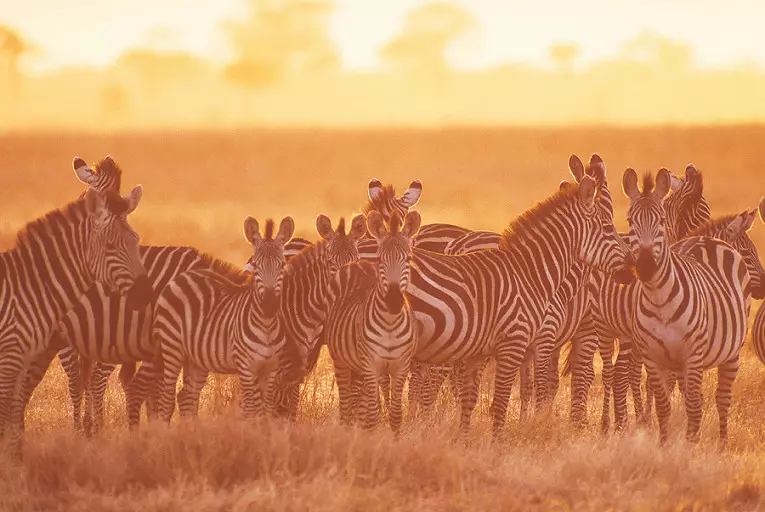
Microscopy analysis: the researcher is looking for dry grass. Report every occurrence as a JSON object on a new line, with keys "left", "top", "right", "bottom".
{"left": 2, "top": 127, "right": 765, "bottom": 510}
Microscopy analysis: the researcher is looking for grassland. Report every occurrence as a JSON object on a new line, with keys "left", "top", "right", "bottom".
{"left": 1, "top": 127, "right": 764, "bottom": 511}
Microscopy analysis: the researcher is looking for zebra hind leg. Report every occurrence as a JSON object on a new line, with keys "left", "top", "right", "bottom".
{"left": 58, "top": 347, "right": 84, "bottom": 432}
{"left": 715, "top": 356, "right": 739, "bottom": 450}
{"left": 178, "top": 365, "right": 208, "bottom": 420}
{"left": 519, "top": 350, "right": 534, "bottom": 422}
{"left": 86, "top": 363, "right": 117, "bottom": 435}
{"left": 489, "top": 338, "right": 526, "bottom": 441}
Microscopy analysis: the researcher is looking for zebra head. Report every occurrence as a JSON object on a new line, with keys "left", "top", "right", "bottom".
{"left": 367, "top": 210, "right": 421, "bottom": 314}
{"left": 244, "top": 216, "right": 295, "bottom": 318}
{"left": 664, "top": 164, "right": 710, "bottom": 244}
{"left": 316, "top": 213, "right": 367, "bottom": 274}
{"left": 82, "top": 185, "right": 152, "bottom": 310}
{"left": 73, "top": 155, "right": 123, "bottom": 197}
{"left": 623, "top": 168, "right": 673, "bottom": 282}
{"left": 562, "top": 175, "right": 634, "bottom": 284}
{"left": 365, "top": 179, "right": 422, "bottom": 225}
{"left": 715, "top": 209, "right": 765, "bottom": 300}
{"left": 569, "top": 153, "right": 614, "bottom": 223}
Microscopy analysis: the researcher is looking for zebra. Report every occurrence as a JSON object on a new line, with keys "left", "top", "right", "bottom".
{"left": 404, "top": 175, "right": 633, "bottom": 437}
{"left": 19, "top": 157, "right": 231, "bottom": 435}
{"left": 154, "top": 217, "right": 295, "bottom": 422}
{"left": 752, "top": 197, "right": 765, "bottom": 367}
{"left": 323, "top": 210, "right": 420, "bottom": 433}
{"left": 0, "top": 162, "right": 151, "bottom": 445}
{"left": 407, "top": 154, "right": 617, "bottom": 424}
{"left": 128, "top": 214, "right": 368, "bottom": 425}
{"left": 622, "top": 168, "right": 752, "bottom": 445}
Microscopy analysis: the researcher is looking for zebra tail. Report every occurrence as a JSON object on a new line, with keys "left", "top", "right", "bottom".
{"left": 560, "top": 344, "right": 573, "bottom": 377}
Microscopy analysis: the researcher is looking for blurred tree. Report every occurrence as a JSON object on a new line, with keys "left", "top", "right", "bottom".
{"left": 99, "top": 83, "right": 131, "bottom": 126}
{"left": 620, "top": 31, "right": 694, "bottom": 71}
{"left": 549, "top": 42, "right": 579, "bottom": 73}
{"left": 380, "top": 2, "right": 477, "bottom": 76}
{"left": 0, "top": 25, "right": 31, "bottom": 100}
{"left": 224, "top": 0, "right": 339, "bottom": 91}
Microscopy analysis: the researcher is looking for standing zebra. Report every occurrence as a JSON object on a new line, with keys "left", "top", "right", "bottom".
{"left": 323, "top": 210, "right": 420, "bottom": 433}
{"left": 405, "top": 175, "right": 632, "bottom": 437}
{"left": 752, "top": 197, "right": 765, "bottom": 366}
{"left": 0, "top": 165, "right": 151, "bottom": 444}
{"left": 154, "top": 217, "right": 294, "bottom": 422}
{"left": 623, "top": 168, "right": 752, "bottom": 445}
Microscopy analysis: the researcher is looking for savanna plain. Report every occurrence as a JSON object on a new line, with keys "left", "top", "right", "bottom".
{"left": 1, "top": 127, "right": 764, "bottom": 511}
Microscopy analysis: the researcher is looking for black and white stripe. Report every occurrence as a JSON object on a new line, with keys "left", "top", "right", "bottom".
{"left": 752, "top": 198, "right": 765, "bottom": 366}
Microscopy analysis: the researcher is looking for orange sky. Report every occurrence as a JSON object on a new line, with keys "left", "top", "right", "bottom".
{"left": 5, "top": 0, "right": 765, "bottom": 73}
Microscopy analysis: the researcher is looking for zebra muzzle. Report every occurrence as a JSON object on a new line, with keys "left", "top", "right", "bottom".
{"left": 126, "top": 274, "right": 154, "bottom": 311}
{"left": 635, "top": 248, "right": 658, "bottom": 281}
{"left": 261, "top": 289, "right": 280, "bottom": 318}
{"left": 384, "top": 285, "right": 405, "bottom": 314}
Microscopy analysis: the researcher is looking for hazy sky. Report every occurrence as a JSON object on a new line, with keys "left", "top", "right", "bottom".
{"left": 4, "top": 0, "right": 765, "bottom": 72}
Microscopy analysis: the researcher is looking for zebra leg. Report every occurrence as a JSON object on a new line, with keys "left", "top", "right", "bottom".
{"left": 546, "top": 346, "right": 562, "bottom": 402}
{"left": 158, "top": 352, "right": 183, "bottom": 424}
{"left": 626, "top": 347, "right": 646, "bottom": 425}
{"left": 178, "top": 365, "right": 208, "bottom": 419}
{"left": 389, "top": 370, "right": 407, "bottom": 435}
{"left": 612, "top": 338, "right": 634, "bottom": 431}
{"left": 682, "top": 358, "right": 704, "bottom": 445}
{"left": 57, "top": 346, "right": 84, "bottom": 432}
{"left": 519, "top": 348, "right": 534, "bottom": 422}
{"left": 568, "top": 320, "right": 598, "bottom": 427}
{"left": 458, "top": 358, "right": 485, "bottom": 438}
{"left": 17, "top": 345, "right": 60, "bottom": 434}
{"left": 645, "top": 361, "right": 672, "bottom": 444}
{"left": 334, "top": 366, "right": 356, "bottom": 426}
{"left": 598, "top": 337, "right": 615, "bottom": 434}
{"left": 379, "top": 374, "right": 391, "bottom": 420}
{"left": 86, "top": 363, "right": 117, "bottom": 436}
{"left": 490, "top": 337, "right": 527, "bottom": 440}
{"left": 715, "top": 356, "right": 739, "bottom": 449}
{"left": 125, "top": 360, "right": 160, "bottom": 429}
{"left": 361, "top": 371, "right": 380, "bottom": 431}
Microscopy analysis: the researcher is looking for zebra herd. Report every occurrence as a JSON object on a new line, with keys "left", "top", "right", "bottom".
{"left": 1, "top": 152, "right": 765, "bottom": 455}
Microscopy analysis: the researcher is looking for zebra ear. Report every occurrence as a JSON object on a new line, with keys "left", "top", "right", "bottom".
{"left": 685, "top": 164, "right": 698, "bottom": 181}
{"left": 568, "top": 155, "right": 585, "bottom": 183}
{"left": 559, "top": 180, "right": 572, "bottom": 191}
{"left": 723, "top": 210, "right": 757, "bottom": 240}
{"left": 316, "top": 214, "right": 335, "bottom": 241}
{"left": 244, "top": 216, "right": 262, "bottom": 244}
{"left": 349, "top": 214, "right": 367, "bottom": 240}
{"left": 276, "top": 217, "right": 295, "bottom": 245}
{"left": 368, "top": 179, "right": 384, "bottom": 202}
{"left": 367, "top": 211, "right": 387, "bottom": 239}
{"left": 759, "top": 197, "right": 765, "bottom": 224}
{"left": 124, "top": 185, "right": 142, "bottom": 215}
{"left": 73, "top": 157, "right": 98, "bottom": 184}
{"left": 654, "top": 168, "right": 671, "bottom": 200}
{"left": 400, "top": 180, "right": 422, "bottom": 208}
{"left": 622, "top": 168, "right": 639, "bottom": 200}
{"left": 578, "top": 175, "right": 597, "bottom": 210}
{"left": 402, "top": 211, "right": 422, "bottom": 239}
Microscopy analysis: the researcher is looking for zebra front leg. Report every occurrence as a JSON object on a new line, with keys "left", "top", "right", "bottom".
{"left": 458, "top": 358, "right": 485, "bottom": 439}
{"left": 125, "top": 360, "right": 160, "bottom": 429}
{"left": 58, "top": 347, "right": 84, "bottom": 432}
{"left": 157, "top": 353, "right": 183, "bottom": 424}
{"left": 490, "top": 338, "right": 527, "bottom": 441}
{"left": 645, "top": 361, "right": 672, "bottom": 444}
{"left": 626, "top": 348, "right": 646, "bottom": 425}
{"left": 569, "top": 325, "right": 598, "bottom": 427}
{"left": 19, "top": 345, "right": 59, "bottom": 433}
{"left": 598, "top": 337, "right": 615, "bottom": 434}
{"left": 546, "top": 346, "right": 561, "bottom": 402}
{"left": 389, "top": 370, "right": 407, "bottom": 435}
{"left": 86, "top": 363, "right": 117, "bottom": 436}
{"left": 361, "top": 371, "right": 380, "bottom": 431}
{"left": 612, "top": 340, "right": 634, "bottom": 431}
{"left": 715, "top": 356, "right": 739, "bottom": 449}
{"left": 334, "top": 366, "right": 356, "bottom": 426}
{"left": 682, "top": 358, "right": 704, "bottom": 445}
{"left": 178, "top": 365, "right": 208, "bottom": 419}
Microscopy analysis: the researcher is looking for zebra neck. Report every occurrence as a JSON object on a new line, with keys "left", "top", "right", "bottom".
{"left": 7, "top": 216, "right": 91, "bottom": 329}
{"left": 639, "top": 246, "right": 676, "bottom": 302}
{"left": 503, "top": 229, "right": 578, "bottom": 316}
{"left": 282, "top": 257, "right": 332, "bottom": 326}
{"left": 367, "top": 287, "right": 408, "bottom": 327}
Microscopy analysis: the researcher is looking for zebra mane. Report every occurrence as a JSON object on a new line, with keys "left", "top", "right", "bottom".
{"left": 362, "top": 184, "right": 396, "bottom": 215}
{"left": 197, "top": 253, "right": 252, "bottom": 286}
{"left": 14, "top": 197, "right": 88, "bottom": 250}
{"left": 264, "top": 219, "right": 275, "bottom": 241}
{"left": 641, "top": 172, "right": 655, "bottom": 197}
{"left": 499, "top": 183, "right": 580, "bottom": 251}
{"left": 93, "top": 156, "right": 123, "bottom": 191}
{"left": 286, "top": 239, "right": 330, "bottom": 273}
{"left": 686, "top": 213, "right": 740, "bottom": 238}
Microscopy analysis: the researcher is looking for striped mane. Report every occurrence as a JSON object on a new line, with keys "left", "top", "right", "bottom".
{"left": 14, "top": 197, "right": 88, "bottom": 250}
{"left": 686, "top": 213, "right": 740, "bottom": 239}
{"left": 499, "top": 183, "right": 580, "bottom": 251}
{"left": 93, "top": 157, "right": 123, "bottom": 191}
{"left": 263, "top": 219, "right": 275, "bottom": 241}
{"left": 362, "top": 184, "right": 396, "bottom": 215}
{"left": 198, "top": 253, "right": 252, "bottom": 287}
{"left": 641, "top": 172, "right": 655, "bottom": 197}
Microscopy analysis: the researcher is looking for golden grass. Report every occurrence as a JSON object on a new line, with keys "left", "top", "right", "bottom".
{"left": 2, "top": 127, "right": 765, "bottom": 510}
